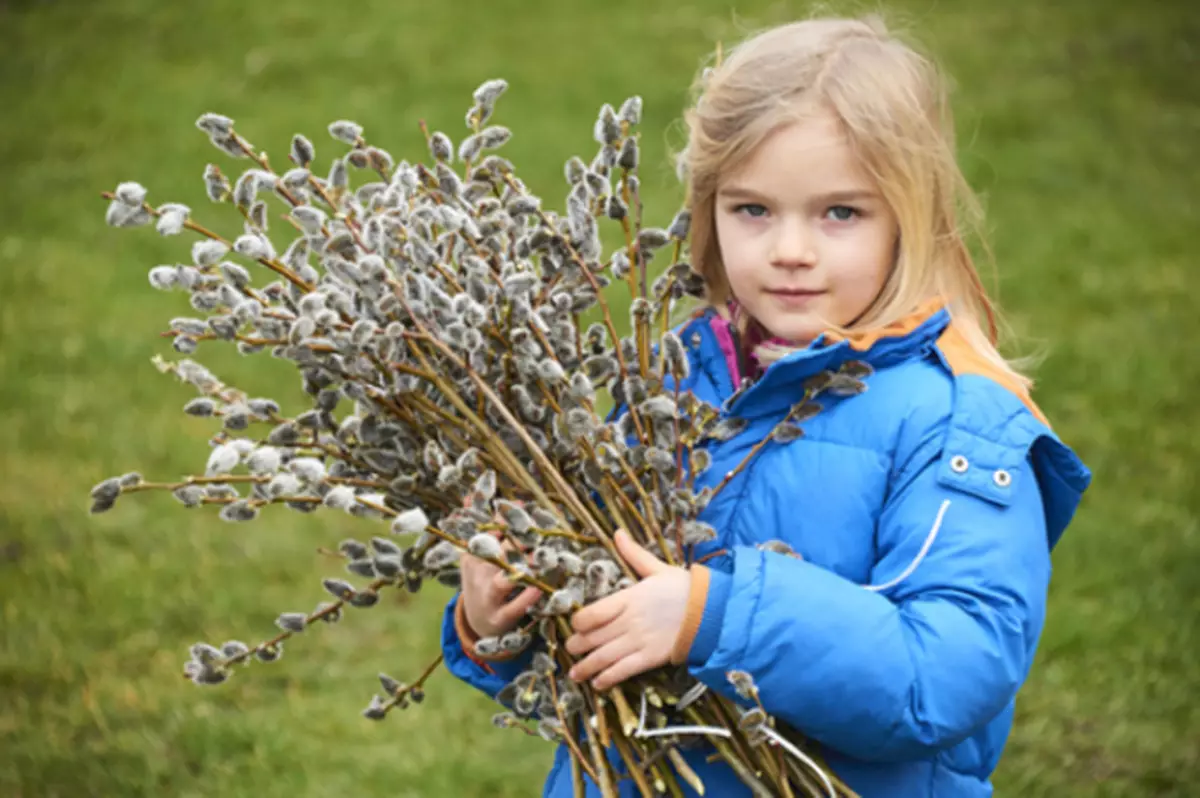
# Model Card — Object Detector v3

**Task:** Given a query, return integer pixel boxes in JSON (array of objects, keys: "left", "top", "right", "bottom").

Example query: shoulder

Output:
[{"left": 869, "top": 323, "right": 1092, "bottom": 547}]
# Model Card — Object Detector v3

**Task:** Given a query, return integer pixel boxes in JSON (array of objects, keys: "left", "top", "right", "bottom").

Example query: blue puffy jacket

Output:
[{"left": 441, "top": 300, "right": 1091, "bottom": 797}]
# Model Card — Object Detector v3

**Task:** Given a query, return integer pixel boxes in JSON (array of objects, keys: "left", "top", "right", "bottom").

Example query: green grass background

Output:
[{"left": 1, "top": 0, "right": 1196, "bottom": 795}]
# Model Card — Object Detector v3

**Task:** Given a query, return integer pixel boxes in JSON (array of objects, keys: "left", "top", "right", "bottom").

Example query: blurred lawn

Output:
[{"left": 1, "top": 0, "right": 1197, "bottom": 796}]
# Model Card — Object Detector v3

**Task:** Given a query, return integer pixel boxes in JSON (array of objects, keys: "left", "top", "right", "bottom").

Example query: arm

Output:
[{"left": 683, "top": 450, "right": 1051, "bottom": 762}]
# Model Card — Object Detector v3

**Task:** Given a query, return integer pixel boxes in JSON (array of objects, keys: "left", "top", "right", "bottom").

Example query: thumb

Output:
[{"left": 615, "top": 529, "right": 667, "bottom": 577}]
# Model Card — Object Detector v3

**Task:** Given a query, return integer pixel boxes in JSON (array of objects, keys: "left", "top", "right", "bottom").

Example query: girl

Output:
[{"left": 443, "top": 15, "right": 1091, "bottom": 797}]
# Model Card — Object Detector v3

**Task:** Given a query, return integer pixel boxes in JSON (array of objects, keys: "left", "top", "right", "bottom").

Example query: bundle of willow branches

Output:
[{"left": 89, "top": 79, "right": 864, "bottom": 798}]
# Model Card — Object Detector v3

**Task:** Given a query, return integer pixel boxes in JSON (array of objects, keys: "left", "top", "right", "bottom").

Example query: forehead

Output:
[{"left": 721, "top": 114, "right": 874, "bottom": 193}]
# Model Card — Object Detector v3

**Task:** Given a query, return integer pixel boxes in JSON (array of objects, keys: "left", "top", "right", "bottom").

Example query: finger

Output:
[
  {"left": 565, "top": 619, "right": 625, "bottom": 657},
  {"left": 592, "top": 650, "right": 655, "bottom": 691},
  {"left": 615, "top": 529, "right": 667, "bottom": 578},
  {"left": 495, "top": 586, "right": 542, "bottom": 626},
  {"left": 568, "top": 636, "right": 636, "bottom": 684},
  {"left": 491, "top": 570, "right": 515, "bottom": 593},
  {"left": 571, "top": 593, "right": 626, "bottom": 633}
]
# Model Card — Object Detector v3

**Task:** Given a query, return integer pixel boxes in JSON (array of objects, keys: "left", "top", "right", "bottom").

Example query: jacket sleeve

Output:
[
  {"left": 440, "top": 592, "right": 536, "bottom": 701},
  {"left": 681, "top": 429, "right": 1055, "bottom": 762}
]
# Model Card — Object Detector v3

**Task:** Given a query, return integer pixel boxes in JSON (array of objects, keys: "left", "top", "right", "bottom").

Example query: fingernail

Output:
[{"left": 568, "top": 668, "right": 578, "bottom": 681}]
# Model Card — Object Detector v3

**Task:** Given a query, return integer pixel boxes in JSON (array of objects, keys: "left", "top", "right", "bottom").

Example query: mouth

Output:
[{"left": 766, "top": 288, "right": 825, "bottom": 297}]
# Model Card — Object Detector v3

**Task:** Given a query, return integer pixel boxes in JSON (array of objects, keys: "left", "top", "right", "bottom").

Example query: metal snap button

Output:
[
  {"left": 993, "top": 469, "right": 1012, "bottom": 488},
  {"left": 950, "top": 455, "right": 969, "bottom": 474}
]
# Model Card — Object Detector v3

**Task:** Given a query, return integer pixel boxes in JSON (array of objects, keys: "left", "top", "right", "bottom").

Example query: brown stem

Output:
[{"left": 709, "top": 392, "right": 814, "bottom": 501}]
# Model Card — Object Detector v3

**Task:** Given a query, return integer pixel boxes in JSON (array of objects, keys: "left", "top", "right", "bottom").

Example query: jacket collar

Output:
[{"left": 688, "top": 298, "right": 951, "bottom": 418}]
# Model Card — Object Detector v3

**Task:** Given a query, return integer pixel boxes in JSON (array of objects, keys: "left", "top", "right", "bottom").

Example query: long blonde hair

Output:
[{"left": 679, "top": 15, "right": 1031, "bottom": 388}]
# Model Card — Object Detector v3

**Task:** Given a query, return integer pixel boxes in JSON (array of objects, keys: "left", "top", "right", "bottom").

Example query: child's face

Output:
[{"left": 715, "top": 113, "right": 899, "bottom": 345}]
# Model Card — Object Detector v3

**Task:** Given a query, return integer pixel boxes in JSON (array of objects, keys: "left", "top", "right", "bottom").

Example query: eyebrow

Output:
[{"left": 717, "top": 186, "right": 880, "bottom": 204}]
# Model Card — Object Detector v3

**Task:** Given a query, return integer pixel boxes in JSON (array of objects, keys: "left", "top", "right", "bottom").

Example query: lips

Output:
[{"left": 767, "top": 289, "right": 824, "bottom": 296}]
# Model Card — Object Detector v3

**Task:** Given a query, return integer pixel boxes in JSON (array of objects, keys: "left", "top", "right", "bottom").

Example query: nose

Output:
[{"left": 769, "top": 218, "right": 816, "bottom": 269}]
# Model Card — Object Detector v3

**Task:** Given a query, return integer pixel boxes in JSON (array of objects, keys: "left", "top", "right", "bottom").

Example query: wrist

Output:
[
  {"left": 670, "top": 565, "right": 712, "bottom": 665},
  {"left": 454, "top": 599, "right": 483, "bottom": 650}
]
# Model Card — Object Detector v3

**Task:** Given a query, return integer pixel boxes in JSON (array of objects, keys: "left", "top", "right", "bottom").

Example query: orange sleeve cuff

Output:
[
  {"left": 670, "top": 565, "right": 711, "bottom": 665},
  {"left": 454, "top": 598, "right": 481, "bottom": 655},
  {"left": 454, "top": 599, "right": 519, "bottom": 665}
]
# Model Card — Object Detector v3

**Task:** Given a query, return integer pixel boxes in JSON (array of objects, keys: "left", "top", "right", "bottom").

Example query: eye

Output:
[
  {"left": 825, "top": 205, "right": 859, "bottom": 222},
  {"left": 733, "top": 203, "right": 768, "bottom": 218}
]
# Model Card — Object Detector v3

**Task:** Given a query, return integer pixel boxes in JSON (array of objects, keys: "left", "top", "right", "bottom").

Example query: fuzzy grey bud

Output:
[
  {"left": 667, "top": 209, "right": 692, "bottom": 240},
  {"left": 288, "top": 457, "right": 326, "bottom": 483},
  {"left": 192, "top": 239, "right": 230, "bottom": 267},
  {"left": 542, "top": 588, "right": 576, "bottom": 616},
  {"left": 605, "top": 194, "right": 627, "bottom": 221},
  {"left": 221, "top": 640, "right": 250, "bottom": 659},
  {"left": 593, "top": 104, "right": 620, "bottom": 146},
  {"left": 275, "top": 612, "right": 308, "bottom": 633},
  {"left": 204, "top": 164, "right": 230, "bottom": 202},
  {"left": 457, "top": 134, "right": 483, "bottom": 163},
  {"left": 220, "top": 261, "right": 252, "bottom": 289},
  {"left": 473, "top": 78, "right": 508, "bottom": 107},
  {"left": 563, "top": 156, "right": 586, "bottom": 185},
  {"left": 707, "top": 417, "right": 748, "bottom": 442},
  {"left": 328, "top": 120, "right": 363, "bottom": 145},
  {"left": 115, "top": 181, "right": 148, "bottom": 207},
  {"left": 478, "top": 125, "right": 511, "bottom": 150},
  {"left": 266, "top": 473, "right": 301, "bottom": 498},
  {"left": 639, "top": 395, "right": 677, "bottom": 421},
  {"left": 233, "top": 233, "right": 272, "bottom": 261},
  {"left": 637, "top": 227, "right": 670, "bottom": 251},
  {"left": 391, "top": 507, "right": 429, "bottom": 535},
  {"left": 245, "top": 447, "right": 282, "bottom": 475},
  {"left": 173, "top": 485, "right": 205, "bottom": 507},
  {"left": 290, "top": 134, "right": 315, "bottom": 167},
  {"left": 429, "top": 132, "right": 453, "bottom": 163},
  {"left": 467, "top": 533, "right": 503, "bottom": 560},
  {"left": 618, "top": 96, "right": 643, "bottom": 124},
  {"left": 345, "top": 558, "right": 376, "bottom": 578},
  {"left": 682, "top": 520, "right": 718, "bottom": 544},
  {"left": 255, "top": 643, "right": 283, "bottom": 662},
  {"left": 89, "top": 478, "right": 121, "bottom": 512},
  {"left": 617, "top": 137, "right": 638, "bottom": 170},
  {"left": 267, "top": 421, "right": 301, "bottom": 445},
  {"left": 218, "top": 499, "right": 258, "bottom": 522},
  {"left": 506, "top": 195, "right": 541, "bottom": 218},
  {"left": 155, "top": 203, "right": 190, "bottom": 236},
  {"left": 422, "top": 541, "right": 460, "bottom": 571},
  {"left": 322, "top": 578, "right": 356, "bottom": 601},
  {"left": 727, "top": 669, "right": 758, "bottom": 701},
  {"left": 205, "top": 444, "right": 239, "bottom": 476},
  {"left": 536, "top": 359, "right": 565, "bottom": 383},
  {"left": 373, "top": 555, "right": 403, "bottom": 578},
  {"left": 500, "top": 630, "right": 532, "bottom": 654},
  {"left": 148, "top": 266, "right": 178, "bottom": 291},
  {"left": 291, "top": 206, "right": 326, "bottom": 236},
  {"left": 327, "top": 157, "right": 348, "bottom": 189},
  {"left": 662, "top": 331, "right": 688, "bottom": 377},
  {"left": 338, "top": 539, "right": 369, "bottom": 560},
  {"left": 367, "top": 537, "right": 400, "bottom": 557},
  {"left": 772, "top": 422, "right": 805, "bottom": 443},
  {"left": 196, "top": 113, "right": 234, "bottom": 137}
]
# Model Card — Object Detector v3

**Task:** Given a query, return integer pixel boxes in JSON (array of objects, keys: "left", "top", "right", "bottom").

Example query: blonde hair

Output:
[{"left": 680, "top": 14, "right": 1032, "bottom": 388}]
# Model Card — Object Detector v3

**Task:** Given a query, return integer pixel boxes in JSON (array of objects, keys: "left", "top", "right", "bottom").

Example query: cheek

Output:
[
  {"left": 833, "top": 226, "right": 894, "bottom": 283},
  {"left": 715, "top": 219, "right": 756, "bottom": 278}
]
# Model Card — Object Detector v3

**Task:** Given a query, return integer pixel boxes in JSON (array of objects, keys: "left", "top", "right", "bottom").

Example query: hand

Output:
[
  {"left": 565, "top": 529, "right": 692, "bottom": 690},
  {"left": 459, "top": 535, "right": 542, "bottom": 640}
]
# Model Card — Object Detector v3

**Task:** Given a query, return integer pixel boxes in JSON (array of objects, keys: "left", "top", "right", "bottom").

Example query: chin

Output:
[{"left": 758, "top": 316, "right": 821, "bottom": 345}]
